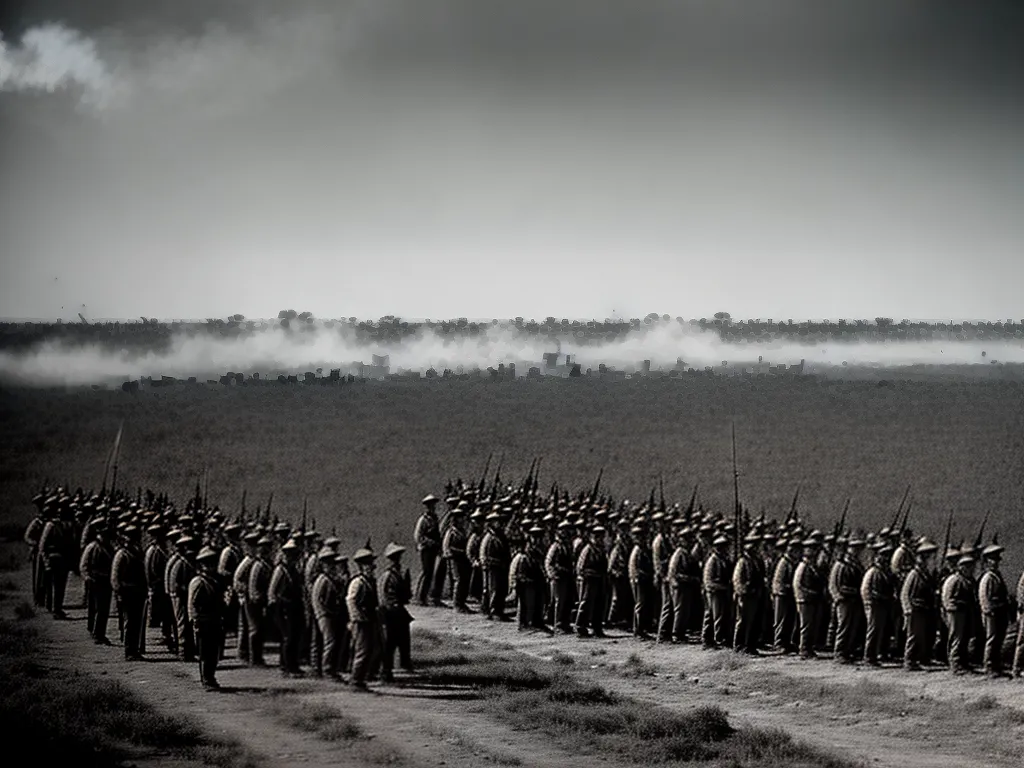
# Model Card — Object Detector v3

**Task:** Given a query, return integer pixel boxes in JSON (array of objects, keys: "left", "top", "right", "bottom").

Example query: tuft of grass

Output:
[
  {"left": 271, "top": 700, "right": 363, "bottom": 742},
  {"left": 14, "top": 600, "right": 35, "bottom": 620},
  {"left": 550, "top": 649, "right": 576, "bottom": 666},
  {"left": 619, "top": 652, "right": 657, "bottom": 678}
]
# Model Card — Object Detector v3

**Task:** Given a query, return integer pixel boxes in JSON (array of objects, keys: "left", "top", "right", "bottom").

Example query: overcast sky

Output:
[{"left": 1, "top": 1, "right": 1022, "bottom": 322}]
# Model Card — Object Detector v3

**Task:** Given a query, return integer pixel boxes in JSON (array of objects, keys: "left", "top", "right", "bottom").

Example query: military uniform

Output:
[
  {"left": 311, "top": 557, "right": 347, "bottom": 679},
  {"left": 466, "top": 520, "right": 484, "bottom": 602},
  {"left": 545, "top": 530, "right": 576, "bottom": 633},
  {"left": 480, "top": 521, "right": 511, "bottom": 620},
  {"left": 830, "top": 549, "right": 864, "bottom": 663},
  {"left": 1012, "top": 568, "right": 1024, "bottom": 677},
  {"left": 941, "top": 565, "right": 974, "bottom": 672},
  {"left": 511, "top": 535, "right": 546, "bottom": 631},
  {"left": 605, "top": 529, "right": 634, "bottom": 629},
  {"left": 901, "top": 561, "right": 935, "bottom": 670},
  {"left": 652, "top": 529, "right": 673, "bottom": 641},
  {"left": 23, "top": 513, "right": 45, "bottom": 607},
  {"left": 218, "top": 538, "right": 243, "bottom": 655},
  {"left": 793, "top": 551, "right": 824, "bottom": 658},
  {"left": 168, "top": 547, "right": 197, "bottom": 661},
  {"left": 347, "top": 559, "right": 382, "bottom": 689},
  {"left": 667, "top": 541, "right": 700, "bottom": 642},
  {"left": 188, "top": 550, "right": 224, "bottom": 689},
  {"left": 39, "top": 513, "right": 73, "bottom": 616},
  {"left": 80, "top": 534, "right": 113, "bottom": 643},
  {"left": 232, "top": 548, "right": 256, "bottom": 662},
  {"left": 269, "top": 548, "right": 304, "bottom": 676},
  {"left": 145, "top": 537, "right": 173, "bottom": 647},
  {"left": 442, "top": 519, "right": 471, "bottom": 610},
  {"left": 860, "top": 553, "right": 895, "bottom": 664},
  {"left": 112, "top": 535, "right": 147, "bottom": 660},
  {"left": 629, "top": 539, "right": 655, "bottom": 638},
  {"left": 702, "top": 544, "right": 732, "bottom": 648},
  {"left": 575, "top": 532, "right": 608, "bottom": 637},
  {"left": 732, "top": 543, "right": 764, "bottom": 654},
  {"left": 379, "top": 548, "right": 413, "bottom": 680},
  {"left": 414, "top": 503, "right": 442, "bottom": 606},
  {"left": 978, "top": 554, "right": 1010, "bottom": 676},
  {"left": 772, "top": 550, "right": 799, "bottom": 653},
  {"left": 246, "top": 549, "right": 273, "bottom": 665}
]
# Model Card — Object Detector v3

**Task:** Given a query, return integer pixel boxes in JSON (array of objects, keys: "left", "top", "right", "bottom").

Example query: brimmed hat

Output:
[
  {"left": 422, "top": 494, "right": 439, "bottom": 505},
  {"left": 353, "top": 547, "right": 376, "bottom": 563},
  {"left": 243, "top": 531, "right": 261, "bottom": 543},
  {"left": 713, "top": 535, "right": 730, "bottom": 547},
  {"left": 257, "top": 535, "right": 274, "bottom": 547},
  {"left": 485, "top": 511, "right": 501, "bottom": 522},
  {"left": 281, "top": 539, "right": 301, "bottom": 553},
  {"left": 802, "top": 538, "right": 821, "bottom": 548},
  {"left": 847, "top": 538, "right": 866, "bottom": 548},
  {"left": 982, "top": 543, "right": 1004, "bottom": 559},
  {"left": 324, "top": 536, "right": 341, "bottom": 548},
  {"left": 384, "top": 542, "right": 406, "bottom": 559},
  {"left": 176, "top": 535, "right": 194, "bottom": 547},
  {"left": 318, "top": 549, "right": 340, "bottom": 563},
  {"left": 591, "top": 526, "right": 606, "bottom": 535},
  {"left": 527, "top": 525, "right": 545, "bottom": 536},
  {"left": 197, "top": 546, "right": 219, "bottom": 563},
  {"left": 915, "top": 539, "right": 938, "bottom": 555},
  {"left": 957, "top": 553, "right": 976, "bottom": 566}
]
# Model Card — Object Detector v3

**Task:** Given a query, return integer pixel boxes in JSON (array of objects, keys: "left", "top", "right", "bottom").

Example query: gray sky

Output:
[{"left": 2, "top": 0, "right": 1023, "bottom": 322}]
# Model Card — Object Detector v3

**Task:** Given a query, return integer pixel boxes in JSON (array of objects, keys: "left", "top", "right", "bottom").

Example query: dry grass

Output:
[{"left": 266, "top": 699, "right": 362, "bottom": 741}]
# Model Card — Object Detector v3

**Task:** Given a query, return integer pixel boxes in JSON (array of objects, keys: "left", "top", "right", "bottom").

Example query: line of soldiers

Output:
[
  {"left": 414, "top": 479, "right": 1024, "bottom": 679},
  {"left": 23, "top": 486, "right": 414, "bottom": 692}
]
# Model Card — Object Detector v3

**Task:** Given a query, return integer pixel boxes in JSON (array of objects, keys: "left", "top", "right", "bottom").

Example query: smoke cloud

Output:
[{"left": 1, "top": 323, "right": 1021, "bottom": 387}]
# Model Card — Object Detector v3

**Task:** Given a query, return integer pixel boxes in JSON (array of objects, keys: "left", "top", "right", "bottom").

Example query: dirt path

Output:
[
  {"left": 411, "top": 606, "right": 1022, "bottom": 768},
  {"left": 21, "top": 572, "right": 617, "bottom": 768}
]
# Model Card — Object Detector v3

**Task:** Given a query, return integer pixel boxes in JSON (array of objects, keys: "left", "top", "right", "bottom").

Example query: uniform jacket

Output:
[
  {"left": 443, "top": 526, "right": 468, "bottom": 560},
  {"left": 144, "top": 544, "right": 168, "bottom": 594},
  {"left": 703, "top": 552, "right": 731, "bottom": 594},
  {"left": 40, "top": 520, "right": 72, "bottom": 565},
  {"left": 860, "top": 563, "right": 894, "bottom": 604},
  {"left": 80, "top": 540, "right": 113, "bottom": 583},
  {"left": 629, "top": 544, "right": 654, "bottom": 584},
  {"left": 545, "top": 538, "right": 574, "bottom": 581},
  {"left": 978, "top": 568, "right": 1009, "bottom": 616},
  {"left": 577, "top": 542, "right": 608, "bottom": 581},
  {"left": 379, "top": 564, "right": 412, "bottom": 622},
  {"left": 607, "top": 535, "right": 631, "bottom": 579},
  {"left": 414, "top": 513, "right": 441, "bottom": 552},
  {"left": 510, "top": 546, "right": 544, "bottom": 589},
  {"left": 467, "top": 530, "right": 483, "bottom": 566},
  {"left": 480, "top": 529, "right": 509, "bottom": 569},
  {"left": 311, "top": 572, "right": 343, "bottom": 621},
  {"left": 247, "top": 557, "right": 272, "bottom": 606},
  {"left": 771, "top": 554, "right": 796, "bottom": 598},
  {"left": 941, "top": 572, "right": 974, "bottom": 613},
  {"left": 891, "top": 544, "right": 916, "bottom": 577},
  {"left": 269, "top": 561, "right": 303, "bottom": 607},
  {"left": 900, "top": 565, "right": 934, "bottom": 614},
  {"left": 793, "top": 559, "right": 823, "bottom": 604},
  {"left": 346, "top": 572, "right": 380, "bottom": 623},
  {"left": 24, "top": 517, "right": 44, "bottom": 553},
  {"left": 652, "top": 532, "right": 671, "bottom": 582},
  {"left": 111, "top": 545, "right": 147, "bottom": 596},
  {"left": 168, "top": 555, "right": 195, "bottom": 599},
  {"left": 829, "top": 558, "right": 863, "bottom": 602},
  {"left": 732, "top": 552, "right": 764, "bottom": 597},
  {"left": 219, "top": 543, "right": 242, "bottom": 582},
  {"left": 668, "top": 546, "right": 701, "bottom": 587},
  {"left": 187, "top": 572, "right": 221, "bottom": 624},
  {"left": 233, "top": 555, "right": 255, "bottom": 601}
]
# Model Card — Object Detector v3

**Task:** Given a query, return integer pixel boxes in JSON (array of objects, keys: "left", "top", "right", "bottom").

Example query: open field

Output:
[
  {"left": 3, "top": 377, "right": 1024, "bottom": 572},
  {"left": 2, "top": 376, "right": 1023, "bottom": 569}
]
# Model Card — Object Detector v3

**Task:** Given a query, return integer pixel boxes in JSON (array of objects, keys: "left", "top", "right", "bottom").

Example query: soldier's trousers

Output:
[
  {"left": 382, "top": 612, "right": 412, "bottom": 676},
  {"left": 669, "top": 585, "right": 691, "bottom": 641},
  {"left": 120, "top": 592, "right": 147, "bottom": 658},
  {"left": 933, "top": 610, "right": 949, "bottom": 665},
  {"left": 733, "top": 594, "right": 759, "bottom": 652},
  {"left": 657, "top": 581, "right": 674, "bottom": 640},
  {"left": 863, "top": 601, "right": 889, "bottom": 662},
  {"left": 550, "top": 578, "right": 574, "bottom": 630},
  {"left": 416, "top": 550, "right": 438, "bottom": 605},
  {"left": 300, "top": 597, "right": 313, "bottom": 664},
  {"left": 447, "top": 556, "right": 470, "bottom": 608},
  {"left": 34, "top": 552, "right": 47, "bottom": 606},
  {"left": 516, "top": 584, "right": 545, "bottom": 629},
  {"left": 147, "top": 592, "right": 174, "bottom": 649},
  {"left": 173, "top": 594, "right": 196, "bottom": 660},
  {"left": 797, "top": 601, "right": 820, "bottom": 657},
  {"left": 315, "top": 614, "right": 344, "bottom": 676},
  {"left": 903, "top": 611, "right": 931, "bottom": 667},
  {"left": 947, "top": 609, "right": 970, "bottom": 670},
  {"left": 575, "top": 578, "right": 605, "bottom": 633},
  {"left": 89, "top": 581, "right": 112, "bottom": 642},
  {"left": 237, "top": 599, "right": 250, "bottom": 661},
  {"left": 431, "top": 557, "right": 448, "bottom": 603},
  {"left": 245, "top": 603, "right": 266, "bottom": 664},
  {"left": 702, "top": 591, "right": 730, "bottom": 647},
  {"left": 632, "top": 581, "right": 653, "bottom": 635},
  {"left": 49, "top": 561, "right": 69, "bottom": 613},
  {"left": 85, "top": 578, "right": 96, "bottom": 634},
  {"left": 833, "top": 600, "right": 860, "bottom": 661},
  {"left": 469, "top": 564, "right": 483, "bottom": 601},
  {"left": 349, "top": 621, "right": 381, "bottom": 685},
  {"left": 273, "top": 604, "right": 303, "bottom": 673},
  {"left": 484, "top": 566, "right": 508, "bottom": 618},
  {"left": 1013, "top": 612, "right": 1024, "bottom": 674},
  {"left": 983, "top": 612, "right": 1008, "bottom": 673},
  {"left": 773, "top": 595, "right": 797, "bottom": 652},
  {"left": 606, "top": 576, "right": 633, "bottom": 628},
  {"left": 195, "top": 620, "right": 221, "bottom": 685}
]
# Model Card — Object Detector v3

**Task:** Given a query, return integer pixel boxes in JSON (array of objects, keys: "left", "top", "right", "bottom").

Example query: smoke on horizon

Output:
[{"left": 1, "top": 323, "right": 1021, "bottom": 387}]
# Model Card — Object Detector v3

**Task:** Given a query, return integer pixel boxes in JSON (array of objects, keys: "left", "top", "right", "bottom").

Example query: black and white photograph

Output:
[{"left": 2, "top": 2, "right": 1023, "bottom": 766}]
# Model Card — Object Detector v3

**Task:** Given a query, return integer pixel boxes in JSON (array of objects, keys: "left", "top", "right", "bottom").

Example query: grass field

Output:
[{"left": 1, "top": 377, "right": 1022, "bottom": 573}]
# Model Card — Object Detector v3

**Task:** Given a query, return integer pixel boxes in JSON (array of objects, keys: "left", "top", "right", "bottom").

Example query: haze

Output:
[{"left": 2, "top": 1, "right": 1023, "bottom": 323}]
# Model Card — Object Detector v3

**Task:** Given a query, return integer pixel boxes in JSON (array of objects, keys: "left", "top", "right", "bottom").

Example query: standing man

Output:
[
  {"left": 652, "top": 515, "right": 673, "bottom": 642},
  {"left": 546, "top": 520, "right": 576, "bottom": 634},
  {"left": 667, "top": 525, "right": 700, "bottom": 643},
  {"left": 605, "top": 519, "right": 634, "bottom": 630},
  {"left": 511, "top": 526, "right": 549, "bottom": 633},
  {"left": 379, "top": 543, "right": 414, "bottom": 681},
  {"left": 831, "top": 537, "right": 866, "bottom": 664},
  {"left": 414, "top": 495, "right": 442, "bottom": 606},
  {"left": 793, "top": 537, "right": 824, "bottom": 660},
  {"left": 1012, "top": 563, "right": 1024, "bottom": 678},
  {"left": 269, "top": 539, "right": 305, "bottom": 677},
  {"left": 189, "top": 547, "right": 224, "bottom": 690},
  {"left": 232, "top": 532, "right": 260, "bottom": 663},
  {"left": 311, "top": 549, "right": 346, "bottom": 681},
  {"left": 246, "top": 536, "right": 274, "bottom": 667},
  {"left": 79, "top": 520, "right": 113, "bottom": 645},
  {"left": 978, "top": 541, "right": 1011, "bottom": 679},
  {"left": 23, "top": 495, "right": 46, "bottom": 607},
  {"left": 347, "top": 544, "right": 382, "bottom": 692},
  {"left": 145, "top": 524, "right": 173, "bottom": 649},
  {"left": 442, "top": 507, "right": 471, "bottom": 613},
  {"left": 574, "top": 525, "right": 608, "bottom": 638},
  {"left": 942, "top": 552, "right": 977, "bottom": 674},
  {"left": 39, "top": 500, "right": 73, "bottom": 618},
  {"left": 901, "top": 539, "right": 938, "bottom": 671},
  {"left": 218, "top": 523, "right": 244, "bottom": 659},
  {"left": 702, "top": 535, "right": 732, "bottom": 650},
  {"left": 732, "top": 533, "right": 764, "bottom": 655},
  {"left": 466, "top": 509, "right": 485, "bottom": 603},
  {"left": 860, "top": 540, "right": 896, "bottom": 666},
  {"left": 629, "top": 525, "right": 655, "bottom": 640},
  {"left": 481, "top": 511, "right": 512, "bottom": 621},
  {"left": 168, "top": 535, "right": 198, "bottom": 662},
  {"left": 112, "top": 526, "right": 148, "bottom": 661},
  {"left": 772, "top": 539, "right": 800, "bottom": 654}
]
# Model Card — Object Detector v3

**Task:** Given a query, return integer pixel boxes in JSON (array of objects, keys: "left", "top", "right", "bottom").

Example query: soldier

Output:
[
  {"left": 168, "top": 535, "right": 198, "bottom": 662},
  {"left": 511, "top": 526, "right": 549, "bottom": 633},
  {"left": 39, "top": 499, "right": 74, "bottom": 618},
  {"left": 606, "top": 519, "right": 634, "bottom": 630},
  {"left": 901, "top": 539, "right": 938, "bottom": 671},
  {"left": 311, "top": 549, "right": 346, "bottom": 681},
  {"left": 442, "top": 507, "right": 471, "bottom": 612},
  {"left": 347, "top": 545, "right": 382, "bottom": 691},
  {"left": 702, "top": 535, "right": 733, "bottom": 650},
  {"left": 575, "top": 525, "right": 608, "bottom": 638},
  {"left": 651, "top": 514, "right": 673, "bottom": 642},
  {"left": 23, "top": 494, "right": 46, "bottom": 607},
  {"left": 414, "top": 495, "right": 442, "bottom": 606},
  {"left": 831, "top": 537, "right": 866, "bottom": 664},
  {"left": 772, "top": 538, "right": 801, "bottom": 654},
  {"left": 794, "top": 537, "right": 824, "bottom": 659},
  {"left": 145, "top": 524, "right": 173, "bottom": 648},
  {"left": 1013, "top": 564, "right": 1024, "bottom": 678},
  {"left": 629, "top": 524, "right": 656, "bottom": 640},
  {"left": 733, "top": 533, "right": 765, "bottom": 655},
  {"left": 232, "top": 532, "right": 260, "bottom": 663},
  {"left": 546, "top": 520, "right": 576, "bottom": 634},
  {"left": 941, "top": 552, "right": 976, "bottom": 674},
  {"left": 466, "top": 509, "right": 485, "bottom": 603},
  {"left": 218, "top": 523, "right": 244, "bottom": 659},
  {"left": 189, "top": 547, "right": 224, "bottom": 690},
  {"left": 79, "top": 520, "right": 113, "bottom": 645},
  {"left": 890, "top": 528, "right": 916, "bottom": 656},
  {"left": 112, "top": 526, "right": 147, "bottom": 661},
  {"left": 246, "top": 536, "right": 274, "bottom": 667},
  {"left": 667, "top": 525, "right": 700, "bottom": 644},
  {"left": 933, "top": 544, "right": 960, "bottom": 666},
  {"left": 269, "top": 538, "right": 305, "bottom": 677},
  {"left": 480, "top": 511, "right": 512, "bottom": 621},
  {"left": 978, "top": 541, "right": 1011, "bottom": 678},
  {"left": 759, "top": 532, "right": 780, "bottom": 648},
  {"left": 379, "top": 543, "right": 414, "bottom": 681}
]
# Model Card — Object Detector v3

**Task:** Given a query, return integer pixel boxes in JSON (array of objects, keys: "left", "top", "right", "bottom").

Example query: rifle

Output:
[
  {"left": 786, "top": 484, "right": 801, "bottom": 524},
  {"left": 658, "top": 475, "right": 666, "bottom": 513},
  {"left": 731, "top": 421, "right": 741, "bottom": 561},
  {"left": 240, "top": 489, "right": 247, "bottom": 522},
  {"left": 202, "top": 467, "right": 209, "bottom": 510},
  {"left": 685, "top": 484, "right": 699, "bottom": 516},
  {"left": 648, "top": 485, "right": 656, "bottom": 511},
  {"left": 898, "top": 497, "right": 913, "bottom": 535},
  {"left": 941, "top": 509, "right": 955, "bottom": 560},
  {"left": 825, "top": 498, "right": 851, "bottom": 570},
  {"left": 592, "top": 467, "right": 604, "bottom": 500},
  {"left": 301, "top": 496, "right": 308, "bottom": 538},
  {"left": 264, "top": 492, "right": 274, "bottom": 525},
  {"left": 103, "top": 420, "right": 125, "bottom": 496},
  {"left": 889, "top": 485, "right": 912, "bottom": 531},
  {"left": 478, "top": 453, "right": 493, "bottom": 494},
  {"left": 491, "top": 453, "right": 504, "bottom": 495},
  {"left": 523, "top": 457, "right": 537, "bottom": 493},
  {"left": 973, "top": 509, "right": 992, "bottom": 551}
]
